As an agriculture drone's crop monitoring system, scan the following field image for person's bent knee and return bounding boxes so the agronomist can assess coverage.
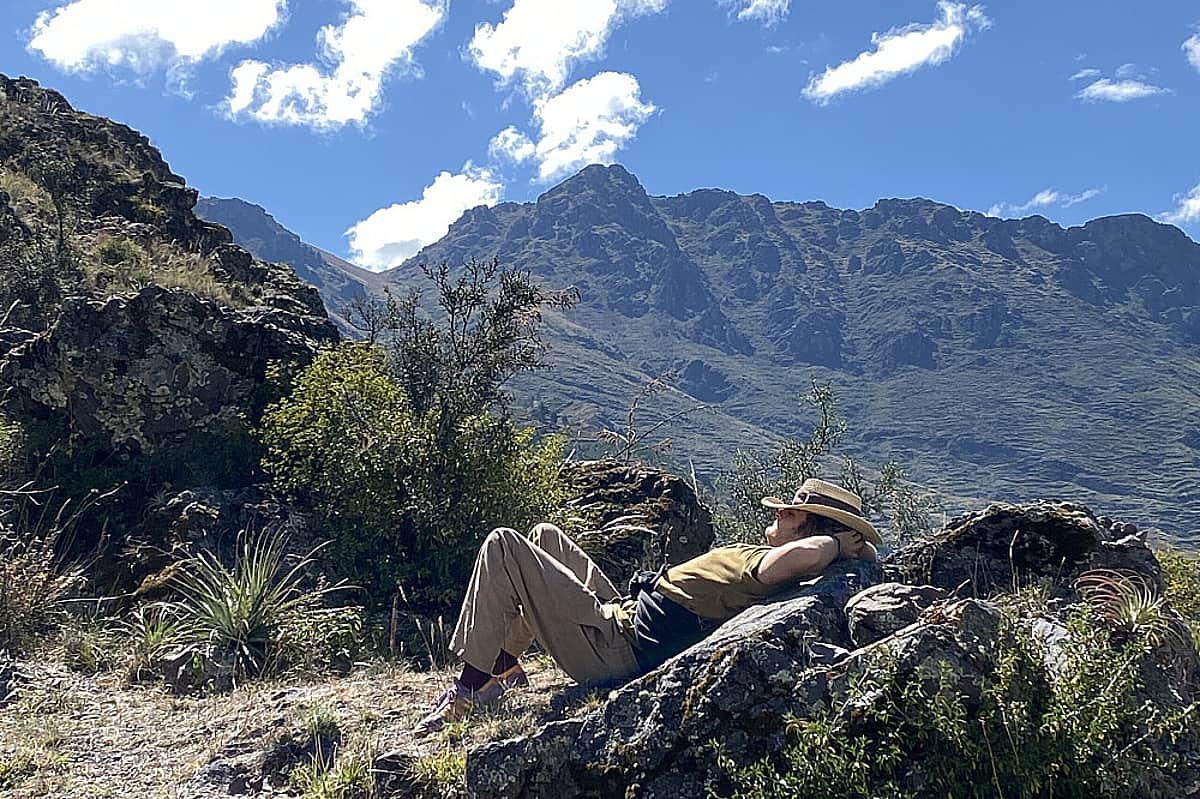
[485,527,522,549]
[528,522,563,544]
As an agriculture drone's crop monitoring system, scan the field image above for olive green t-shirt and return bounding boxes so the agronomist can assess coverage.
[654,544,781,620]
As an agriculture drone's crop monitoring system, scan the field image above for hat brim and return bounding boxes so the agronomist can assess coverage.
[761,496,883,546]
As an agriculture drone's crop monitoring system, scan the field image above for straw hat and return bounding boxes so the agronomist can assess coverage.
[761,478,882,546]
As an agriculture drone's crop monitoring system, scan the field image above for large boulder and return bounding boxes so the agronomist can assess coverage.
[560,459,715,590]
[844,582,947,647]
[466,559,883,798]
[884,500,1161,597]
[465,501,1199,799]
[0,285,335,455]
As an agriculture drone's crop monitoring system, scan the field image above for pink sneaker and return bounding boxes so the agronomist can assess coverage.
[412,677,507,739]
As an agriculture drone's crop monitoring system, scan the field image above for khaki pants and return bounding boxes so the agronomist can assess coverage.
[449,523,640,687]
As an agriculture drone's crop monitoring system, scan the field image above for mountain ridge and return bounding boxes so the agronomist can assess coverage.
[209,164,1200,542]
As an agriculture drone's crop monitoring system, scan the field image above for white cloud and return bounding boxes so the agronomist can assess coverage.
[488,126,537,164]
[987,187,1103,218]
[469,0,665,96]
[226,0,445,130]
[802,1,990,104]
[27,0,285,73]
[1075,77,1169,103]
[1162,182,1200,226]
[501,71,656,182]
[720,0,790,25]
[1114,62,1139,78]
[1069,67,1100,81]
[345,167,504,270]
[1184,34,1200,72]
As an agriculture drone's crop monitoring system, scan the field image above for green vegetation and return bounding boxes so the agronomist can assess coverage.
[163,528,349,688]
[728,597,1196,799]
[718,380,938,547]
[411,746,467,799]
[260,260,573,609]
[260,341,567,610]
[1157,546,1200,648]
[290,739,376,799]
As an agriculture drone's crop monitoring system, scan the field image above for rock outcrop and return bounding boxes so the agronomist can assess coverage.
[0,285,334,456]
[559,459,715,590]
[465,501,1199,798]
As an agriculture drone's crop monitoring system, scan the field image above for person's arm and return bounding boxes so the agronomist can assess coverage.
[756,529,866,585]
[756,536,837,585]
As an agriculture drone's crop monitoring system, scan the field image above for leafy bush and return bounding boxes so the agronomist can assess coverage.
[259,341,568,609]
[727,605,1196,799]
[1157,546,1200,646]
[717,381,938,547]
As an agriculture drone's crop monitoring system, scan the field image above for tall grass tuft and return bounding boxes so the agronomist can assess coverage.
[0,485,101,652]
[168,526,347,685]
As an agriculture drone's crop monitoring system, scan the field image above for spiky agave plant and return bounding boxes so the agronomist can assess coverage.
[170,526,346,684]
[1074,568,1180,648]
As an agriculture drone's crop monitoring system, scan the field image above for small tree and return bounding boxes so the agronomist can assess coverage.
[382,258,577,443]
[717,380,939,547]
[260,259,575,608]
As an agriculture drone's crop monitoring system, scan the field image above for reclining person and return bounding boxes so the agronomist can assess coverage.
[413,478,881,737]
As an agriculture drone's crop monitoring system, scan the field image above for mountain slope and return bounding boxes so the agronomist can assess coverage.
[195,197,383,334]
[217,165,1200,541]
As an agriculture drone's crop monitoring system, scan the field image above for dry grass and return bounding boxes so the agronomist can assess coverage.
[79,233,250,309]
[0,649,585,798]
[0,167,53,217]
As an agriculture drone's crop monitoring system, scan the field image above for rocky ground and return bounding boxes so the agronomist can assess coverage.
[0,649,581,798]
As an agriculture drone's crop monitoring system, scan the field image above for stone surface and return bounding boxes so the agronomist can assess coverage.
[844,581,947,647]
[179,723,336,799]
[466,559,882,798]
[0,285,334,456]
[559,459,715,590]
[883,500,1164,598]
[466,502,1200,798]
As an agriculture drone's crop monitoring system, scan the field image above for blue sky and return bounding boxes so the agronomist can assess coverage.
[1,0,1198,271]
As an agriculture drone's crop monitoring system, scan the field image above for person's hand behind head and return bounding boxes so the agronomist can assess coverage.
[833,527,865,560]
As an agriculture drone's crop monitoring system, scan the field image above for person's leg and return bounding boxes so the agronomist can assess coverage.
[449,527,637,686]
[529,522,620,600]
[499,522,621,658]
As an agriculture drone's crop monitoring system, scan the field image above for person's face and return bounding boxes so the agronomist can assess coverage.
[766,507,812,547]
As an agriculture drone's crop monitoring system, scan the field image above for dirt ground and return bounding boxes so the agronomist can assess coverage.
[0,648,587,798]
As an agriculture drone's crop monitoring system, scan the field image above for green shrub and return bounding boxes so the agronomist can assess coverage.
[727,606,1195,799]
[1157,546,1200,647]
[717,381,938,547]
[97,236,148,269]
[59,615,120,673]
[120,603,189,683]
[271,603,365,675]
[258,342,568,609]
